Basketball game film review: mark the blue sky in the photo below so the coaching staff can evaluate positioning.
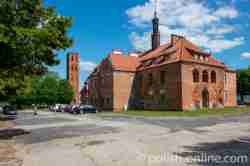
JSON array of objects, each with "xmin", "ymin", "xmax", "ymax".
[{"xmin": 47, "ymin": 0, "xmax": 250, "ymax": 88}]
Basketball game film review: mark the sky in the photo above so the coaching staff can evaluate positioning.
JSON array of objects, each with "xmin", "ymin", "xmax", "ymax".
[{"xmin": 46, "ymin": 0, "xmax": 250, "ymax": 89}]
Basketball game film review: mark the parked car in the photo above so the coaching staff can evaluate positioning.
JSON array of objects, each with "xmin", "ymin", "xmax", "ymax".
[
  {"xmin": 63, "ymin": 105, "xmax": 73, "ymax": 113},
  {"xmin": 79, "ymin": 105, "xmax": 98, "ymax": 114},
  {"xmin": 2, "ymin": 105, "xmax": 17, "ymax": 119},
  {"xmin": 0, "ymin": 102, "xmax": 8, "ymax": 114},
  {"xmin": 0, "ymin": 106, "xmax": 3, "ymax": 114},
  {"xmin": 49, "ymin": 104, "xmax": 61, "ymax": 112},
  {"xmin": 70, "ymin": 105, "xmax": 80, "ymax": 114}
]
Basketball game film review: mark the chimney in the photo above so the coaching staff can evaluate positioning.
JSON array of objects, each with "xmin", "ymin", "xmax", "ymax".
[
  {"xmin": 171, "ymin": 34, "xmax": 184, "ymax": 45},
  {"xmin": 112, "ymin": 49, "xmax": 123, "ymax": 55}
]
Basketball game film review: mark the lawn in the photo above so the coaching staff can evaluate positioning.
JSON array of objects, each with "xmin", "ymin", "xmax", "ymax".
[{"xmin": 100, "ymin": 107, "xmax": 250, "ymax": 117}]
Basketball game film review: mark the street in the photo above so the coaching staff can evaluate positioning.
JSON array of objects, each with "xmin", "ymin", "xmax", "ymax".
[{"xmin": 1, "ymin": 110, "xmax": 250, "ymax": 166}]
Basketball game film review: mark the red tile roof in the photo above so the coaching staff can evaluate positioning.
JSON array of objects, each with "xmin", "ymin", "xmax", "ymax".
[
  {"xmin": 88, "ymin": 35, "xmax": 228, "ymax": 75},
  {"xmin": 137, "ymin": 36, "xmax": 226, "ymax": 70},
  {"xmin": 108, "ymin": 53, "xmax": 139, "ymax": 72}
]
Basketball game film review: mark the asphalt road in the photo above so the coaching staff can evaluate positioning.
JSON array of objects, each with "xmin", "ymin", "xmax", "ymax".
[
  {"xmin": 6, "ymin": 110, "xmax": 250, "ymax": 166},
  {"xmin": 99, "ymin": 111, "xmax": 250, "ymax": 132}
]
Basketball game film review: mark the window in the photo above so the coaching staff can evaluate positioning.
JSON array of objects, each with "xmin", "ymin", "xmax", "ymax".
[
  {"xmin": 148, "ymin": 73, "xmax": 153, "ymax": 87},
  {"xmin": 155, "ymin": 56, "xmax": 165, "ymax": 64},
  {"xmin": 202, "ymin": 70, "xmax": 209, "ymax": 82},
  {"xmin": 71, "ymin": 56, "xmax": 74, "ymax": 61},
  {"xmin": 139, "ymin": 75, "xmax": 143, "ymax": 87},
  {"xmin": 193, "ymin": 69, "xmax": 199, "ymax": 83},
  {"xmin": 224, "ymin": 91, "xmax": 228, "ymax": 103},
  {"xmin": 145, "ymin": 60, "xmax": 153, "ymax": 66},
  {"xmin": 160, "ymin": 94, "xmax": 166, "ymax": 105},
  {"xmin": 106, "ymin": 98, "xmax": 110, "ymax": 105},
  {"xmin": 200, "ymin": 56, "xmax": 204, "ymax": 61},
  {"xmin": 139, "ymin": 75, "xmax": 144, "ymax": 96},
  {"xmin": 193, "ymin": 54, "xmax": 198, "ymax": 60},
  {"xmin": 160, "ymin": 71, "xmax": 166, "ymax": 85},
  {"xmin": 224, "ymin": 74, "xmax": 227, "ymax": 85},
  {"xmin": 211, "ymin": 71, "xmax": 216, "ymax": 83}
]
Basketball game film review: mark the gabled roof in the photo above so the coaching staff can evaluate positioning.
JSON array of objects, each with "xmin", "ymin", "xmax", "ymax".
[
  {"xmin": 108, "ymin": 53, "xmax": 139, "ymax": 72},
  {"xmin": 137, "ymin": 35, "xmax": 226, "ymax": 70}
]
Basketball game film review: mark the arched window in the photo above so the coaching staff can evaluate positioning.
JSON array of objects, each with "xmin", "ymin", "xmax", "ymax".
[
  {"xmin": 193, "ymin": 69, "xmax": 199, "ymax": 83},
  {"xmin": 148, "ymin": 73, "xmax": 153, "ymax": 87},
  {"xmin": 202, "ymin": 70, "xmax": 209, "ymax": 82},
  {"xmin": 211, "ymin": 71, "xmax": 216, "ymax": 83}
]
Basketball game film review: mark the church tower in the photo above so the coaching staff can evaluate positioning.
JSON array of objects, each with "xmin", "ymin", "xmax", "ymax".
[
  {"xmin": 67, "ymin": 52, "xmax": 80, "ymax": 104},
  {"xmin": 151, "ymin": 0, "xmax": 160, "ymax": 50}
]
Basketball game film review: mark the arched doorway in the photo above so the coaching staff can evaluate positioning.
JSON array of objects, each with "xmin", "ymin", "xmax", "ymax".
[{"xmin": 202, "ymin": 89, "xmax": 209, "ymax": 108}]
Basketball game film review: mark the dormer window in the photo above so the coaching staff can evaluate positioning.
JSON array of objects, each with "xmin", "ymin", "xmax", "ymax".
[
  {"xmin": 200, "ymin": 56, "xmax": 204, "ymax": 61},
  {"xmin": 145, "ymin": 59, "xmax": 153, "ymax": 66},
  {"xmin": 155, "ymin": 56, "xmax": 165, "ymax": 64},
  {"xmin": 194, "ymin": 54, "xmax": 198, "ymax": 60}
]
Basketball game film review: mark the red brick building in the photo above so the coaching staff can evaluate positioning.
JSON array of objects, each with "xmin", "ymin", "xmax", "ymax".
[
  {"xmin": 67, "ymin": 52, "xmax": 80, "ymax": 104},
  {"xmin": 82, "ymin": 14, "xmax": 237, "ymax": 112}
]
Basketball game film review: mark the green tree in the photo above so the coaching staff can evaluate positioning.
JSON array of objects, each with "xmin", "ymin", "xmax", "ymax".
[
  {"xmin": 237, "ymin": 67, "xmax": 250, "ymax": 101},
  {"xmin": 14, "ymin": 73, "xmax": 74, "ymax": 107},
  {"xmin": 57, "ymin": 80, "xmax": 74, "ymax": 104},
  {"xmin": 0, "ymin": 0, "xmax": 73, "ymax": 99}
]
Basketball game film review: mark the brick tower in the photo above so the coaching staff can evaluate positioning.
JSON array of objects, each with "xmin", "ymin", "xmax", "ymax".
[
  {"xmin": 67, "ymin": 52, "xmax": 80, "ymax": 104},
  {"xmin": 151, "ymin": 1, "xmax": 160, "ymax": 50}
]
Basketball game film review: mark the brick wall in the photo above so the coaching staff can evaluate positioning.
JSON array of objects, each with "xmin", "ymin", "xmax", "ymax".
[
  {"xmin": 132, "ymin": 62, "xmax": 182, "ymax": 110},
  {"xmin": 113, "ymin": 71, "xmax": 135, "ymax": 112},
  {"xmin": 181, "ymin": 62, "xmax": 225, "ymax": 110},
  {"xmin": 224, "ymin": 71, "xmax": 237, "ymax": 107}
]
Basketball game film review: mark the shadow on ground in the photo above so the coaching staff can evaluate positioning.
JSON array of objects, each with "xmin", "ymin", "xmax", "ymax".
[
  {"xmin": 15, "ymin": 125, "xmax": 120, "ymax": 144},
  {"xmin": 174, "ymin": 139, "xmax": 250, "ymax": 166},
  {"xmin": 0, "ymin": 128, "xmax": 30, "ymax": 139}
]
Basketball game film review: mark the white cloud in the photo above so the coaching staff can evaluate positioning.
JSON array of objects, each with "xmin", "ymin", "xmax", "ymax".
[
  {"xmin": 129, "ymin": 32, "xmax": 151, "ymax": 51},
  {"xmin": 80, "ymin": 60, "xmax": 97, "ymax": 72},
  {"xmin": 127, "ymin": 0, "xmax": 244, "ymax": 53},
  {"xmin": 214, "ymin": 6, "xmax": 238, "ymax": 18},
  {"xmin": 206, "ymin": 25, "xmax": 235, "ymax": 35},
  {"xmin": 240, "ymin": 52, "xmax": 250, "ymax": 59}
]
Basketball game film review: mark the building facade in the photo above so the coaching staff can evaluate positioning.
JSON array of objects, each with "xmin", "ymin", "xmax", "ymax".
[
  {"xmin": 81, "ymin": 14, "xmax": 237, "ymax": 112},
  {"xmin": 67, "ymin": 52, "xmax": 80, "ymax": 104}
]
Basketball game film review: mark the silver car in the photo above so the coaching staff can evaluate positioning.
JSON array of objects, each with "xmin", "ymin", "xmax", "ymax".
[{"xmin": 0, "ymin": 106, "xmax": 3, "ymax": 114}]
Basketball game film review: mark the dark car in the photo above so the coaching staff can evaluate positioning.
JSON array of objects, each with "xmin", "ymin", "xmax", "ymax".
[
  {"xmin": 2, "ymin": 105, "xmax": 17, "ymax": 119},
  {"xmin": 79, "ymin": 105, "xmax": 97, "ymax": 114},
  {"xmin": 72, "ymin": 105, "xmax": 81, "ymax": 114}
]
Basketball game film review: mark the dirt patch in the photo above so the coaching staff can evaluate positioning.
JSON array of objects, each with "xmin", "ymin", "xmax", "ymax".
[
  {"xmin": 75, "ymin": 139, "xmax": 115, "ymax": 148},
  {"xmin": 86, "ymin": 140, "xmax": 105, "ymax": 146},
  {"xmin": 0, "ymin": 143, "xmax": 23, "ymax": 166},
  {"xmin": 0, "ymin": 121, "xmax": 14, "ymax": 128}
]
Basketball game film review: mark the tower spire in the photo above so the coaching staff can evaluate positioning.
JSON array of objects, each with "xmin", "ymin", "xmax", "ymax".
[
  {"xmin": 154, "ymin": 0, "xmax": 158, "ymax": 18},
  {"xmin": 151, "ymin": 0, "xmax": 160, "ymax": 50}
]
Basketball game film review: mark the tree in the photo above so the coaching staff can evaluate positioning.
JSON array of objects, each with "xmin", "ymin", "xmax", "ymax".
[
  {"xmin": 57, "ymin": 80, "xmax": 74, "ymax": 104},
  {"xmin": 237, "ymin": 67, "xmax": 250, "ymax": 101},
  {"xmin": 14, "ymin": 73, "xmax": 74, "ymax": 107},
  {"xmin": 0, "ymin": 0, "xmax": 73, "ymax": 99}
]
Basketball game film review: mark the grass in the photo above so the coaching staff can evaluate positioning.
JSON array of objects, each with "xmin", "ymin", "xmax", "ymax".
[{"xmin": 99, "ymin": 107, "xmax": 250, "ymax": 118}]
